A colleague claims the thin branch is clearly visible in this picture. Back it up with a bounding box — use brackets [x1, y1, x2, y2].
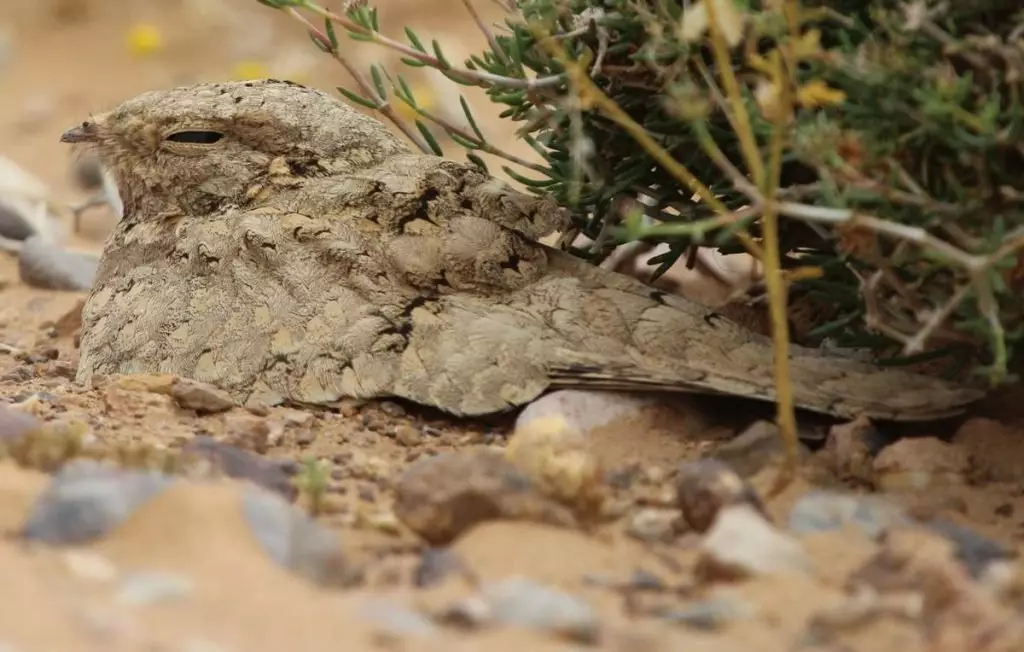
[774, 201, 973, 266]
[302, 1, 567, 90]
[704, 0, 766, 189]
[971, 269, 1007, 383]
[391, 89, 550, 172]
[461, 0, 510, 66]
[690, 120, 759, 198]
[904, 283, 972, 354]
[285, 8, 433, 154]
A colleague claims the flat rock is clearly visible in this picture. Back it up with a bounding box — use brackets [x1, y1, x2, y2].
[170, 378, 236, 414]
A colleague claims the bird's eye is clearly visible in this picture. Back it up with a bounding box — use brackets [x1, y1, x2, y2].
[165, 130, 224, 144]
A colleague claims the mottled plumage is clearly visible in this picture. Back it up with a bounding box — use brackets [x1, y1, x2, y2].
[61, 79, 983, 419]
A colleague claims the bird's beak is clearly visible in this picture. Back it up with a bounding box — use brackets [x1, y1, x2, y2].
[60, 121, 100, 144]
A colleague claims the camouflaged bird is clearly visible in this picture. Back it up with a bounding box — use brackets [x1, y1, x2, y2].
[61, 79, 984, 420]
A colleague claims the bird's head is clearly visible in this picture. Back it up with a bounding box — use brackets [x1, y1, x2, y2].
[59, 79, 411, 218]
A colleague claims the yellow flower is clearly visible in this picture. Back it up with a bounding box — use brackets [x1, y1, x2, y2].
[393, 81, 438, 122]
[232, 60, 270, 81]
[125, 24, 164, 58]
[797, 79, 847, 108]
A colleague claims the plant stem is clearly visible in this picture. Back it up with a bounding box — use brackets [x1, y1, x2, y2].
[393, 92, 550, 172]
[303, 1, 566, 90]
[461, 0, 511, 66]
[761, 48, 798, 497]
[704, 0, 765, 189]
[285, 7, 433, 154]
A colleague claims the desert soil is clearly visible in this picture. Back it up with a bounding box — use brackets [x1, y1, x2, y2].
[1, 1, 1024, 651]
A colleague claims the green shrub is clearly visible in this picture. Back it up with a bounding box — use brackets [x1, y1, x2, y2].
[257, 0, 1024, 387]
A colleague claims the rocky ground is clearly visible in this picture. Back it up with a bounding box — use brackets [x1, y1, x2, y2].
[1, 1, 1024, 651]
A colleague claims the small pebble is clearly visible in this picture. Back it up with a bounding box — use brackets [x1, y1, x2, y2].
[393, 424, 422, 447]
[676, 459, 766, 533]
[824, 415, 885, 484]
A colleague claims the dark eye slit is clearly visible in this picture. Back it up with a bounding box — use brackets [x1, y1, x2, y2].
[166, 130, 224, 144]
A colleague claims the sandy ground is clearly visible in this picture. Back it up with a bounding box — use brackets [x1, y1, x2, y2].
[1, 1, 1024, 651]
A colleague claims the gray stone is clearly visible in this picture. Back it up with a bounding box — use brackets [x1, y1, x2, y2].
[117, 571, 194, 605]
[359, 599, 438, 637]
[786, 490, 910, 539]
[241, 484, 359, 587]
[0, 202, 36, 242]
[0, 404, 41, 443]
[788, 492, 1013, 578]
[413, 547, 468, 588]
[22, 461, 176, 544]
[712, 420, 811, 477]
[181, 437, 296, 500]
[928, 520, 1015, 578]
[447, 576, 600, 644]
[656, 597, 757, 630]
[18, 235, 98, 291]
